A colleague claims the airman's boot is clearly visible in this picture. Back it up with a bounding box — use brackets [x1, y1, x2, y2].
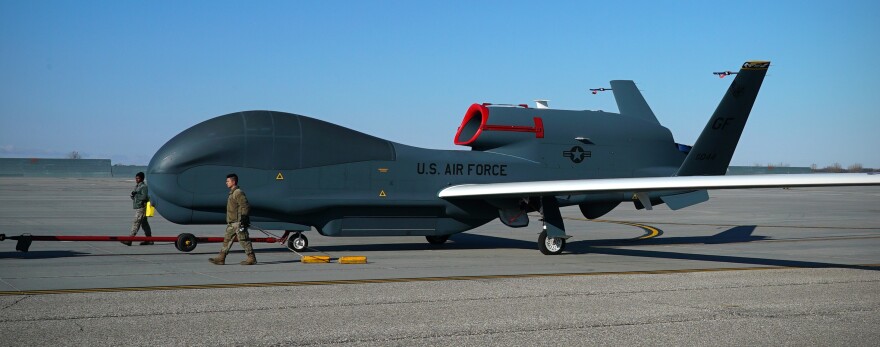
[140, 232, 153, 245]
[209, 252, 226, 265]
[240, 253, 257, 265]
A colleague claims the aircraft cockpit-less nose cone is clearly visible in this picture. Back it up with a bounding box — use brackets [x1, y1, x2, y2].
[147, 61, 880, 254]
[148, 111, 395, 226]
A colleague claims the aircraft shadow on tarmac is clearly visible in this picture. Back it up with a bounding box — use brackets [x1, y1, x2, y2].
[289, 225, 765, 253]
[580, 225, 767, 247]
[2, 226, 875, 271]
[302, 225, 876, 271]
[564, 225, 877, 271]
[0, 250, 91, 259]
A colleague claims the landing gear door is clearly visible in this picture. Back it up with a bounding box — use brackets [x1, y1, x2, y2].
[499, 207, 529, 228]
[490, 198, 530, 228]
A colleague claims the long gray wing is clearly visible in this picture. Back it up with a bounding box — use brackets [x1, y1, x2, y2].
[438, 173, 880, 199]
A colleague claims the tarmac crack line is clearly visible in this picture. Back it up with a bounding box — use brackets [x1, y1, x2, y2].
[72, 320, 85, 332]
[303, 307, 880, 346]
[85, 243, 184, 274]
[187, 270, 232, 283]
[0, 269, 248, 281]
[3, 266, 880, 295]
[0, 296, 28, 311]
[3, 277, 878, 323]
[0, 277, 21, 292]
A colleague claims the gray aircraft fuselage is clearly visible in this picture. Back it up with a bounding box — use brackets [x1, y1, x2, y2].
[147, 102, 688, 237]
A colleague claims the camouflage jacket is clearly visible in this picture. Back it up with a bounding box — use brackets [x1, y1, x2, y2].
[131, 182, 149, 209]
[226, 186, 250, 223]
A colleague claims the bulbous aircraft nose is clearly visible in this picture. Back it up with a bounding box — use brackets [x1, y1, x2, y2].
[145, 172, 194, 224]
[147, 109, 397, 224]
[147, 113, 249, 224]
[149, 114, 246, 175]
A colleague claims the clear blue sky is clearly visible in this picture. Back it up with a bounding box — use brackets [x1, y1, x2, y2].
[1, 0, 878, 168]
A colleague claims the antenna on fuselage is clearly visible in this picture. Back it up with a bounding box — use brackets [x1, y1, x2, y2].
[713, 71, 737, 78]
[534, 100, 550, 109]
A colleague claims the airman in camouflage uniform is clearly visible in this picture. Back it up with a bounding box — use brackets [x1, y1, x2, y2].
[209, 173, 257, 265]
[123, 172, 152, 246]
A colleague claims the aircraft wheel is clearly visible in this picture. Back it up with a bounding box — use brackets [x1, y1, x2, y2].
[538, 230, 565, 255]
[426, 235, 449, 245]
[287, 233, 308, 252]
[176, 233, 197, 252]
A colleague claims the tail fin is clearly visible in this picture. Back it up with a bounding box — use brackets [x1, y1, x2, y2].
[610, 80, 660, 124]
[676, 61, 770, 176]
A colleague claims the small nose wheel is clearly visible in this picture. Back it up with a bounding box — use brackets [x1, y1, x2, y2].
[425, 235, 450, 245]
[538, 230, 565, 255]
[287, 233, 309, 252]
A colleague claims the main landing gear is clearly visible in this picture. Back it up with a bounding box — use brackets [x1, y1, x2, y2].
[538, 230, 566, 255]
[537, 196, 571, 255]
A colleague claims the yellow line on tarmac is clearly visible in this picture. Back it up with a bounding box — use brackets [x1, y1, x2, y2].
[528, 214, 665, 240]
[586, 218, 664, 240]
[3, 265, 877, 296]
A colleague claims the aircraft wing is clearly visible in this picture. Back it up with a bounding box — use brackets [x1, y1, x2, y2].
[438, 173, 880, 199]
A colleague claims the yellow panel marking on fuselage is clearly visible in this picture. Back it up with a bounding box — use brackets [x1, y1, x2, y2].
[379, 190, 387, 197]
[276, 172, 284, 180]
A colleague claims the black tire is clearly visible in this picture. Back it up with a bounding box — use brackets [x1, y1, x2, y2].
[426, 235, 450, 245]
[538, 230, 565, 255]
[287, 233, 309, 252]
[176, 233, 197, 252]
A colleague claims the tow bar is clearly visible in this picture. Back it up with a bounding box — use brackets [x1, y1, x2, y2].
[0, 233, 281, 253]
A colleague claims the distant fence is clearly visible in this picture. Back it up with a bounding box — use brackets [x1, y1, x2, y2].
[0, 159, 150, 178]
[0, 158, 112, 177]
[111, 165, 148, 178]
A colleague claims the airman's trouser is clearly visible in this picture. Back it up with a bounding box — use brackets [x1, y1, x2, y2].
[220, 222, 254, 255]
[130, 207, 152, 237]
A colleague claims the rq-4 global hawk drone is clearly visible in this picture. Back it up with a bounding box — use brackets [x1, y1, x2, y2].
[146, 61, 880, 255]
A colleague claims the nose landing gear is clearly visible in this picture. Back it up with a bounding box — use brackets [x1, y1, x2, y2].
[425, 235, 450, 245]
[284, 231, 309, 252]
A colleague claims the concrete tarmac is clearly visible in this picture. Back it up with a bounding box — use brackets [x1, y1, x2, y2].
[0, 178, 878, 345]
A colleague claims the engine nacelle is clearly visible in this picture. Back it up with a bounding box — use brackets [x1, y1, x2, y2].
[454, 103, 544, 151]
